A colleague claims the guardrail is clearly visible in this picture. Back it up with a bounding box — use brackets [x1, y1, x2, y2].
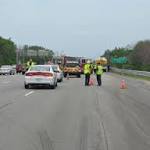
[111, 67, 150, 77]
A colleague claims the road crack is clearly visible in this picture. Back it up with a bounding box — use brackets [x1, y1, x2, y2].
[0, 102, 13, 110]
[95, 89, 109, 150]
[38, 130, 54, 150]
[80, 116, 88, 150]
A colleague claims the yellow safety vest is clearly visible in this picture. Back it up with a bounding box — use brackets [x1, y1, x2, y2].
[84, 64, 91, 74]
[96, 65, 103, 75]
[27, 61, 34, 69]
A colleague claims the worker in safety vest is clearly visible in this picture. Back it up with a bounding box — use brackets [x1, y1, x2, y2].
[96, 62, 103, 86]
[84, 60, 92, 86]
[26, 59, 34, 70]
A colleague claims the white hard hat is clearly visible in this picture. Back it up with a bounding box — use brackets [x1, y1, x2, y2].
[87, 60, 91, 64]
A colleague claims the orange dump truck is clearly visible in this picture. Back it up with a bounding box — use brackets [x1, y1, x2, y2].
[96, 57, 108, 72]
[63, 56, 81, 78]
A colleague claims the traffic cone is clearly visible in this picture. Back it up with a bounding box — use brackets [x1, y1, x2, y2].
[89, 78, 95, 86]
[120, 79, 127, 89]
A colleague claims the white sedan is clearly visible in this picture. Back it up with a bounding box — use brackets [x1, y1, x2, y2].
[24, 65, 57, 89]
[0, 65, 16, 75]
[52, 65, 63, 82]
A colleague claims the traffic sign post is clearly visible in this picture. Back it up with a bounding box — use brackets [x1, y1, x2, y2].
[111, 57, 128, 75]
[111, 57, 128, 64]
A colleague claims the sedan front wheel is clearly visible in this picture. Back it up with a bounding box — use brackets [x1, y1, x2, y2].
[24, 84, 29, 89]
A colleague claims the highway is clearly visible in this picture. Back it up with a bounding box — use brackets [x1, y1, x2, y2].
[0, 73, 150, 150]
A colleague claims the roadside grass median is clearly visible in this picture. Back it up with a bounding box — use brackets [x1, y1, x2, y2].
[112, 71, 150, 81]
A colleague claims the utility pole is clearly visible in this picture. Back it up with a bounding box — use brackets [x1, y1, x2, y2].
[17, 46, 22, 64]
[16, 48, 19, 65]
[22, 48, 25, 64]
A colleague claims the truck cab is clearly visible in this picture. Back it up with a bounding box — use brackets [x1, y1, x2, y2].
[63, 57, 81, 78]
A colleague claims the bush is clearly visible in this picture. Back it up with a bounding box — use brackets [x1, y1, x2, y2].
[0, 37, 16, 65]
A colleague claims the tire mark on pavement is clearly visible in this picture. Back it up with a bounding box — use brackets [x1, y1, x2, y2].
[0, 102, 13, 110]
[95, 89, 109, 150]
[80, 116, 88, 150]
[99, 121, 109, 150]
[38, 130, 54, 150]
[115, 92, 150, 139]
[0, 90, 35, 112]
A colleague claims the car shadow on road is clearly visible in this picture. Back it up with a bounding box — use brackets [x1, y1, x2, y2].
[28, 85, 63, 91]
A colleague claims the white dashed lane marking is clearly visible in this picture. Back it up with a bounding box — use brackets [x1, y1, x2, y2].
[25, 91, 34, 97]
[2, 81, 10, 84]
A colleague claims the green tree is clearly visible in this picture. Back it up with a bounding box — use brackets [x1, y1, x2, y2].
[129, 40, 150, 71]
[131, 40, 150, 65]
[102, 49, 111, 64]
[102, 41, 150, 71]
[0, 36, 16, 65]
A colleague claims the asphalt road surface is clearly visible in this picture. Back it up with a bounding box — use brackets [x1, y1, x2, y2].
[0, 73, 150, 150]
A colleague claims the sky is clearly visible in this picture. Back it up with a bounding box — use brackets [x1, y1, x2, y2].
[0, 0, 150, 58]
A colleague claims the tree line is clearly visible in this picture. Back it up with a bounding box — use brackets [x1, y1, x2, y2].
[0, 37, 16, 65]
[1, 36, 150, 71]
[0, 36, 55, 66]
[103, 40, 150, 71]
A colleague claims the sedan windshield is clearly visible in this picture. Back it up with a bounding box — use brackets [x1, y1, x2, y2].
[52, 66, 59, 71]
[30, 66, 50, 72]
[65, 63, 79, 67]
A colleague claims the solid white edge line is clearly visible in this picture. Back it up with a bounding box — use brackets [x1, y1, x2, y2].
[25, 91, 34, 97]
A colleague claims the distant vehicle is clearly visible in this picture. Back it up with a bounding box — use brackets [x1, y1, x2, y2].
[52, 57, 63, 65]
[63, 56, 81, 78]
[16, 64, 22, 73]
[12, 64, 16, 70]
[24, 65, 57, 89]
[52, 65, 63, 82]
[16, 64, 26, 74]
[0, 65, 16, 75]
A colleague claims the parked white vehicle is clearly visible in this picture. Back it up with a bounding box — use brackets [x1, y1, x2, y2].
[24, 65, 57, 89]
[0, 65, 16, 75]
[52, 65, 63, 82]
